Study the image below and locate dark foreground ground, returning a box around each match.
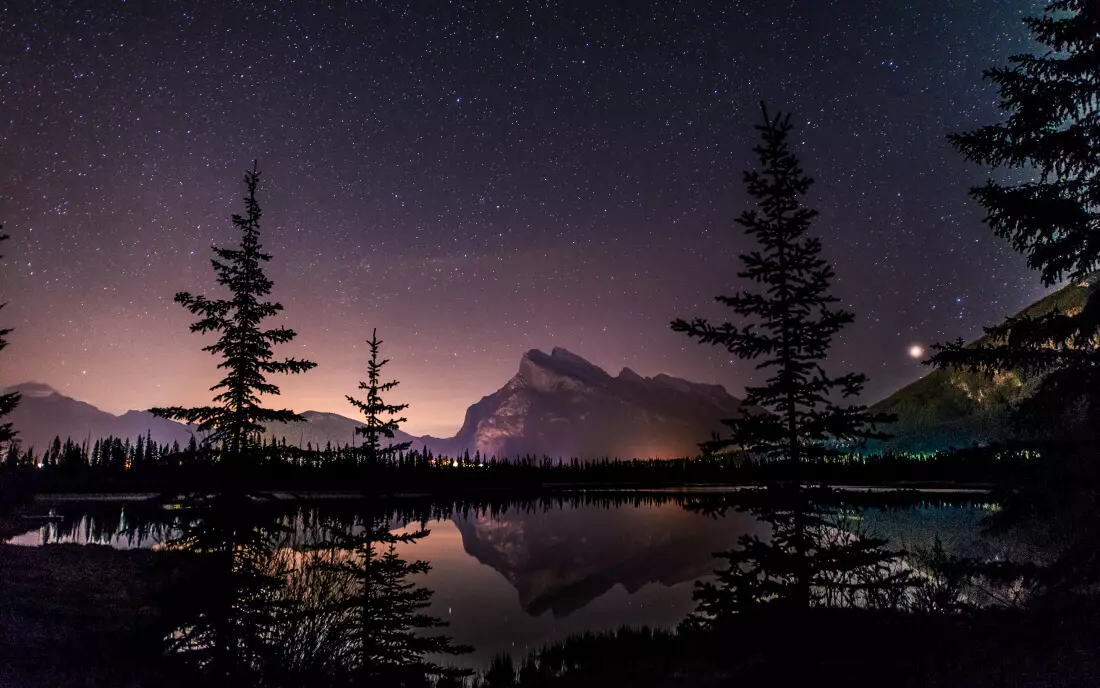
[1,536,1099,688]
[0,535,190,688]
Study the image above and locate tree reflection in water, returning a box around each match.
[58,488,1091,685]
[313,508,471,686]
[164,496,469,687]
[162,494,291,684]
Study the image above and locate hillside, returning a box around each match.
[872,277,1099,452]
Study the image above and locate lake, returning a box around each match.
[5,491,1043,672]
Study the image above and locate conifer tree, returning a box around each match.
[0,230,19,448]
[152,163,316,467]
[347,329,411,467]
[933,0,1100,436]
[681,486,912,629]
[672,104,891,463]
[673,105,903,616]
[2,442,19,468]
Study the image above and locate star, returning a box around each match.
[0,0,1044,433]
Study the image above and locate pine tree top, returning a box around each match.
[348,328,411,462]
[151,163,316,457]
[673,104,891,462]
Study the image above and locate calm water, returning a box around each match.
[5,492,1040,670]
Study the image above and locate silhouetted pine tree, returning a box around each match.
[672,104,891,462]
[347,329,411,467]
[933,0,1100,436]
[151,163,316,472]
[2,442,19,467]
[0,230,19,448]
[673,105,903,618]
[932,0,1100,597]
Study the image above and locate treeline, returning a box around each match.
[2,433,201,471]
[3,429,1039,491]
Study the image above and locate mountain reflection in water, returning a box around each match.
[6,493,1016,672]
[451,501,764,617]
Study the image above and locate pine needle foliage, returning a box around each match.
[165,495,291,683]
[682,486,912,627]
[151,163,316,462]
[672,104,891,462]
[320,514,471,686]
[347,329,411,466]
[933,1,1100,436]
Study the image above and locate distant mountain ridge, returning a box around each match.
[2,383,421,455]
[432,347,744,459]
[261,411,425,453]
[872,276,1100,452]
[3,383,201,452]
[3,348,744,459]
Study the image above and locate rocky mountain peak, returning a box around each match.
[442,347,745,459]
[518,348,611,392]
[652,373,728,397]
[7,382,59,398]
[550,347,594,367]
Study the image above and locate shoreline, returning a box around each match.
[26,481,996,503]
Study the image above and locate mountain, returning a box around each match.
[1,384,421,453]
[261,411,425,452]
[872,277,1099,452]
[4,383,199,452]
[432,347,744,459]
[3,349,743,460]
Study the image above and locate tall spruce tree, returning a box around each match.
[933,1,1100,598]
[347,329,411,467]
[0,230,19,448]
[672,104,891,463]
[932,0,1100,436]
[673,105,904,617]
[152,163,316,467]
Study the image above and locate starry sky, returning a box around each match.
[0,0,1048,436]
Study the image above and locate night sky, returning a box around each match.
[1,0,1046,436]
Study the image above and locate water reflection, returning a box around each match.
[6,492,1030,676]
[161,495,293,684]
[452,501,764,617]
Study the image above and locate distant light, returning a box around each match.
[908,345,925,359]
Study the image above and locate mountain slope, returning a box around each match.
[4,383,199,451]
[435,347,743,459]
[4,349,742,460]
[261,411,425,452]
[872,277,1099,452]
[2,384,421,454]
